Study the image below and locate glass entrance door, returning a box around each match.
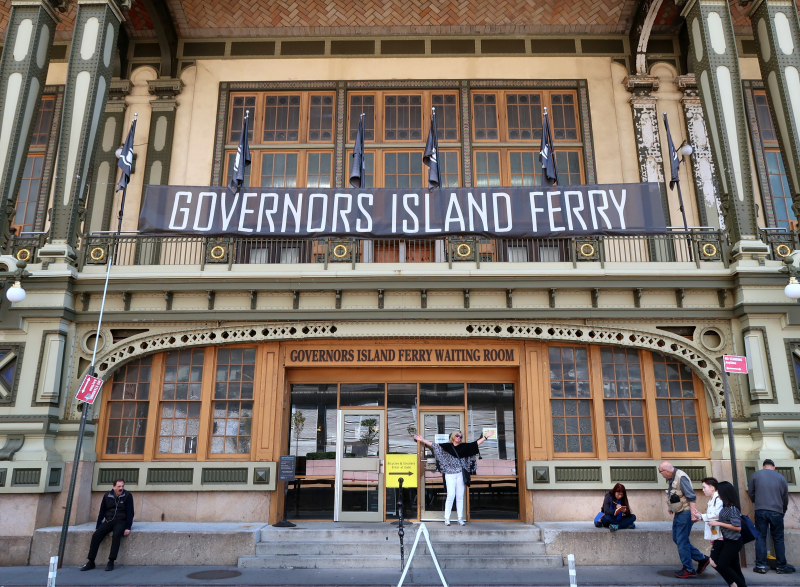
[419,411,465,521]
[335,410,385,522]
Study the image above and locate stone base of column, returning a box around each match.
[37,241,77,266]
[730,239,771,262]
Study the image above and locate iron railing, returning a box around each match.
[759,228,798,262]
[78,230,728,270]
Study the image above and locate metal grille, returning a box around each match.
[554,466,601,482]
[97,468,140,485]
[681,466,707,482]
[201,468,248,484]
[610,466,657,482]
[11,468,41,486]
[146,468,193,484]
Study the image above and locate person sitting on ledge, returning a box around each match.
[595,483,636,531]
[80,478,134,572]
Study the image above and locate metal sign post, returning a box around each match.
[721,355,748,498]
[274,456,296,527]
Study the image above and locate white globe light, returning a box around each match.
[6,281,26,303]
[786,279,800,300]
[680,143,694,157]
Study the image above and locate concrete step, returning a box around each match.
[259,526,542,543]
[255,540,547,556]
[238,554,563,570]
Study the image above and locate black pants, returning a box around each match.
[711,538,747,587]
[87,520,127,562]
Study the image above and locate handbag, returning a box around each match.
[453,445,471,487]
[741,514,758,544]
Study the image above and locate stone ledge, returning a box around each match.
[0,536,31,566]
[537,521,800,566]
[28,522,266,566]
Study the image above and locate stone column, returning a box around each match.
[85,80,130,234]
[0,0,59,253]
[143,78,183,187]
[38,0,124,266]
[681,0,765,257]
[676,74,725,229]
[747,0,800,222]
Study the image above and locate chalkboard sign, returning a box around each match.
[278,456,296,482]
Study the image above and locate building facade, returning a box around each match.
[2,0,800,559]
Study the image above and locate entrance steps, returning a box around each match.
[238,522,563,569]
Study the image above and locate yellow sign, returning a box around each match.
[385,454,417,488]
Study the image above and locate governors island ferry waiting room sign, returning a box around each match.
[138,183,665,239]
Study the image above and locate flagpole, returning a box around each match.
[56,113,137,568]
[360,113,366,186]
[432,107,440,188]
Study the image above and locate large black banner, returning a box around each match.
[138,183,665,238]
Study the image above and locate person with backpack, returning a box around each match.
[707,481,748,587]
[594,483,636,531]
[748,459,795,574]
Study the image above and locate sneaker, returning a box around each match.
[444,520,450,526]
[753,566,769,574]
[697,557,711,575]
[79,561,95,572]
[674,569,698,579]
[609,524,618,532]
[629,523,635,529]
[776,566,796,574]
[458,519,466,526]
[105,560,114,572]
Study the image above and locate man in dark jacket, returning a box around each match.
[749,459,795,574]
[80,479,134,572]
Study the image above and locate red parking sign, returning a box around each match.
[723,355,748,374]
[75,375,103,404]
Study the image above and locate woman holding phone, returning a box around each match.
[596,483,636,531]
[707,481,748,587]
[413,429,493,526]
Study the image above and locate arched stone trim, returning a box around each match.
[86,320,728,416]
[631,0,665,75]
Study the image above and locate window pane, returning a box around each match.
[474,151,501,187]
[472,93,499,140]
[467,383,516,464]
[601,347,646,454]
[340,383,385,407]
[31,96,55,146]
[555,150,583,185]
[306,152,333,188]
[384,152,423,189]
[158,349,204,454]
[308,94,334,142]
[349,94,375,142]
[765,150,796,230]
[13,155,45,234]
[652,352,701,453]
[263,94,301,142]
[432,93,459,141]
[419,383,464,406]
[509,151,538,186]
[210,347,256,454]
[754,91,777,143]
[550,346,592,453]
[229,95,256,143]
[104,358,152,455]
[440,151,460,188]
[550,93,578,140]
[506,93,542,141]
[261,153,298,188]
[384,94,422,141]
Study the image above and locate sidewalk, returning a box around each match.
[1,565,798,586]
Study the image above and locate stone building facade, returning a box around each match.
[2,0,800,562]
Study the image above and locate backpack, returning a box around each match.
[741,514,758,544]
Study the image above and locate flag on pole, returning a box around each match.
[423,107,441,188]
[227,111,251,195]
[663,112,680,191]
[539,107,558,186]
[116,117,137,192]
[349,113,366,188]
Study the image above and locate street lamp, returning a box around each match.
[5,260,30,303]
[781,256,800,299]
[679,141,693,158]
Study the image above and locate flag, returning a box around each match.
[227,111,251,195]
[540,107,558,186]
[663,112,680,191]
[423,108,441,188]
[116,117,137,192]
[349,114,366,188]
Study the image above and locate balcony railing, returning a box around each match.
[75,230,729,270]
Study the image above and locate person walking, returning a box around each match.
[413,429,493,525]
[695,477,723,543]
[596,483,636,531]
[80,479,134,572]
[659,461,711,578]
[748,458,795,574]
[707,481,748,587]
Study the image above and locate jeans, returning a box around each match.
[599,513,636,529]
[87,520,127,561]
[711,538,747,587]
[672,510,706,571]
[444,472,465,521]
[754,510,788,569]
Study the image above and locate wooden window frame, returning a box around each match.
[346,90,461,146]
[542,343,710,460]
[12,154,46,235]
[346,147,460,188]
[470,90,582,144]
[227,91,337,147]
[223,149,334,189]
[473,147,585,187]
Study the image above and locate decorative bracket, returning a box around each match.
[292,290,299,310]
[80,292,90,312]
[335,290,342,310]
[676,288,685,308]
[634,288,643,308]
[378,289,385,309]
[421,289,427,309]
[717,289,728,309]
[164,291,173,311]
[250,290,257,310]
[122,291,131,312]
[591,288,600,309]
[0,434,24,460]
[207,290,215,311]
[464,289,470,309]
[506,289,513,309]
[549,288,557,309]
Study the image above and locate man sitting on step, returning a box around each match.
[80,478,134,572]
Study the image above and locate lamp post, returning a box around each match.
[782,255,800,299]
[5,260,31,303]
